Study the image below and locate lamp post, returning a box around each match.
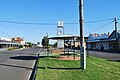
[79,0,86,69]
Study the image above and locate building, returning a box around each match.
[0,37,19,49]
[87,30,120,52]
[11,37,25,45]
[57,21,64,48]
[49,34,88,49]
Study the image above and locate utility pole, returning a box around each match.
[115,18,118,38]
[79,0,86,69]
[47,33,49,56]
[114,18,118,52]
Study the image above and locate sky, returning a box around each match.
[0,0,120,43]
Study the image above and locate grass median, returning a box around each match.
[36,54,120,80]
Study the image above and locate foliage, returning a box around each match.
[19,45,23,48]
[26,42,32,47]
[53,42,57,47]
[41,36,49,48]
[8,47,15,51]
[36,56,120,80]
[37,42,40,45]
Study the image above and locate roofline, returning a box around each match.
[49,36,88,40]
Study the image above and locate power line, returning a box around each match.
[85,21,114,35]
[84,18,114,23]
[0,18,115,37]
[0,18,114,25]
[0,20,78,25]
[0,30,11,37]
[117,22,120,29]
[0,20,57,25]
[117,19,120,21]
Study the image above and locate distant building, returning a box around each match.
[49,34,88,49]
[57,21,64,48]
[11,37,25,45]
[87,30,120,52]
[0,37,19,49]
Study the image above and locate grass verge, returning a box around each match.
[36,55,120,80]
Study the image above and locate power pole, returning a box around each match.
[79,0,86,69]
[115,18,118,38]
[47,33,49,56]
[114,18,118,52]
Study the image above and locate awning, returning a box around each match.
[0,42,19,45]
[87,38,116,43]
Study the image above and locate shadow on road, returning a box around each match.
[0,63,33,70]
[10,56,37,60]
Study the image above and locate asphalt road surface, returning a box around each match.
[75,50,120,62]
[88,51,120,62]
[0,47,41,80]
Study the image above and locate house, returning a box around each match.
[87,30,120,52]
[109,30,120,52]
[11,37,25,45]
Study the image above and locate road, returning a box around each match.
[0,47,41,80]
[1,47,118,80]
[75,50,120,62]
[88,51,120,62]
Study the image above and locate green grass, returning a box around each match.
[36,55,120,80]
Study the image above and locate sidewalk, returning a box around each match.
[0,48,8,51]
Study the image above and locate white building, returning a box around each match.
[57,21,64,48]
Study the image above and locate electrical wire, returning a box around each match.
[0,20,78,25]
[0,30,11,37]
[0,18,115,38]
[117,19,120,21]
[117,22,120,29]
[0,20,57,25]
[84,18,114,23]
[0,18,114,25]
[85,21,114,35]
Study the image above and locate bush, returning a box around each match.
[8,47,14,51]
[19,45,23,48]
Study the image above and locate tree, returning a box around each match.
[53,42,57,47]
[37,42,40,45]
[41,36,49,48]
[26,42,32,47]
[19,45,23,48]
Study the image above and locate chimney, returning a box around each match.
[108,32,110,36]
[101,34,103,36]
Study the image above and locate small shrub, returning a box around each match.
[19,45,23,48]
[8,47,14,51]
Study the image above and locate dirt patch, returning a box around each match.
[51,49,64,54]
[57,56,80,60]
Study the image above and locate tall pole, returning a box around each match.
[47,33,49,56]
[79,0,86,69]
[115,18,118,38]
[114,18,118,52]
